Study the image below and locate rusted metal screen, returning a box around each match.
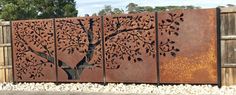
[158,9,219,84]
[12,19,57,82]
[103,13,158,83]
[11,8,220,85]
[55,17,104,82]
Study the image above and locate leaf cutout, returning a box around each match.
[168,13,173,16]
[135,48,140,52]
[137,58,143,61]
[166,19,172,22]
[112,54,117,57]
[175,22,180,25]
[120,57,124,60]
[171,52,176,57]
[71,48,74,53]
[180,13,184,17]
[162,20,165,23]
[166,44,169,47]
[134,59,136,63]
[128,56,131,61]
[151,41,155,45]
[174,32,179,36]
[146,49,149,53]
[168,31,171,35]
[29,75,34,78]
[172,46,175,49]
[18,76,22,79]
[170,26,175,29]
[40,60,44,63]
[137,42,140,45]
[116,65,120,69]
[175,48,180,52]
[170,41,175,44]
[176,28,179,31]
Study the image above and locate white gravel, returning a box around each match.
[0,82,235,94]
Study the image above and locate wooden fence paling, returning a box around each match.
[0,21,12,82]
[221,7,236,86]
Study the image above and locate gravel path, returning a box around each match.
[0,91,143,95]
[0,82,235,95]
[0,91,108,95]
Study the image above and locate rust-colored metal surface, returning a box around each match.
[158,9,218,84]
[11,8,220,85]
[103,13,157,83]
[12,19,57,82]
[55,17,104,82]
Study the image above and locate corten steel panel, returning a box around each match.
[158,9,218,84]
[104,13,157,83]
[55,17,104,82]
[12,19,57,82]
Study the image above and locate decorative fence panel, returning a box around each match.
[103,13,157,83]
[158,9,219,84]
[55,17,104,82]
[11,8,221,86]
[12,19,57,82]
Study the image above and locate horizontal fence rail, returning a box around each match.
[0,66,12,69]
[221,36,236,40]
[222,64,236,68]
[0,44,11,47]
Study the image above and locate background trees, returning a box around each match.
[96,5,124,16]
[0,0,78,20]
[97,3,201,15]
[126,3,138,13]
[1,1,236,20]
[0,1,203,20]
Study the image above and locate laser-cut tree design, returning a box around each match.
[13,20,55,80]
[55,17,104,79]
[158,13,184,57]
[13,18,103,80]
[55,14,156,79]
[13,12,184,80]
[103,14,156,69]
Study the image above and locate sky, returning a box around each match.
[76,0,236,16]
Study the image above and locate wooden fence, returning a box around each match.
[0,21,12,82]
[0,7,236,85]
[221,7,236,86]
